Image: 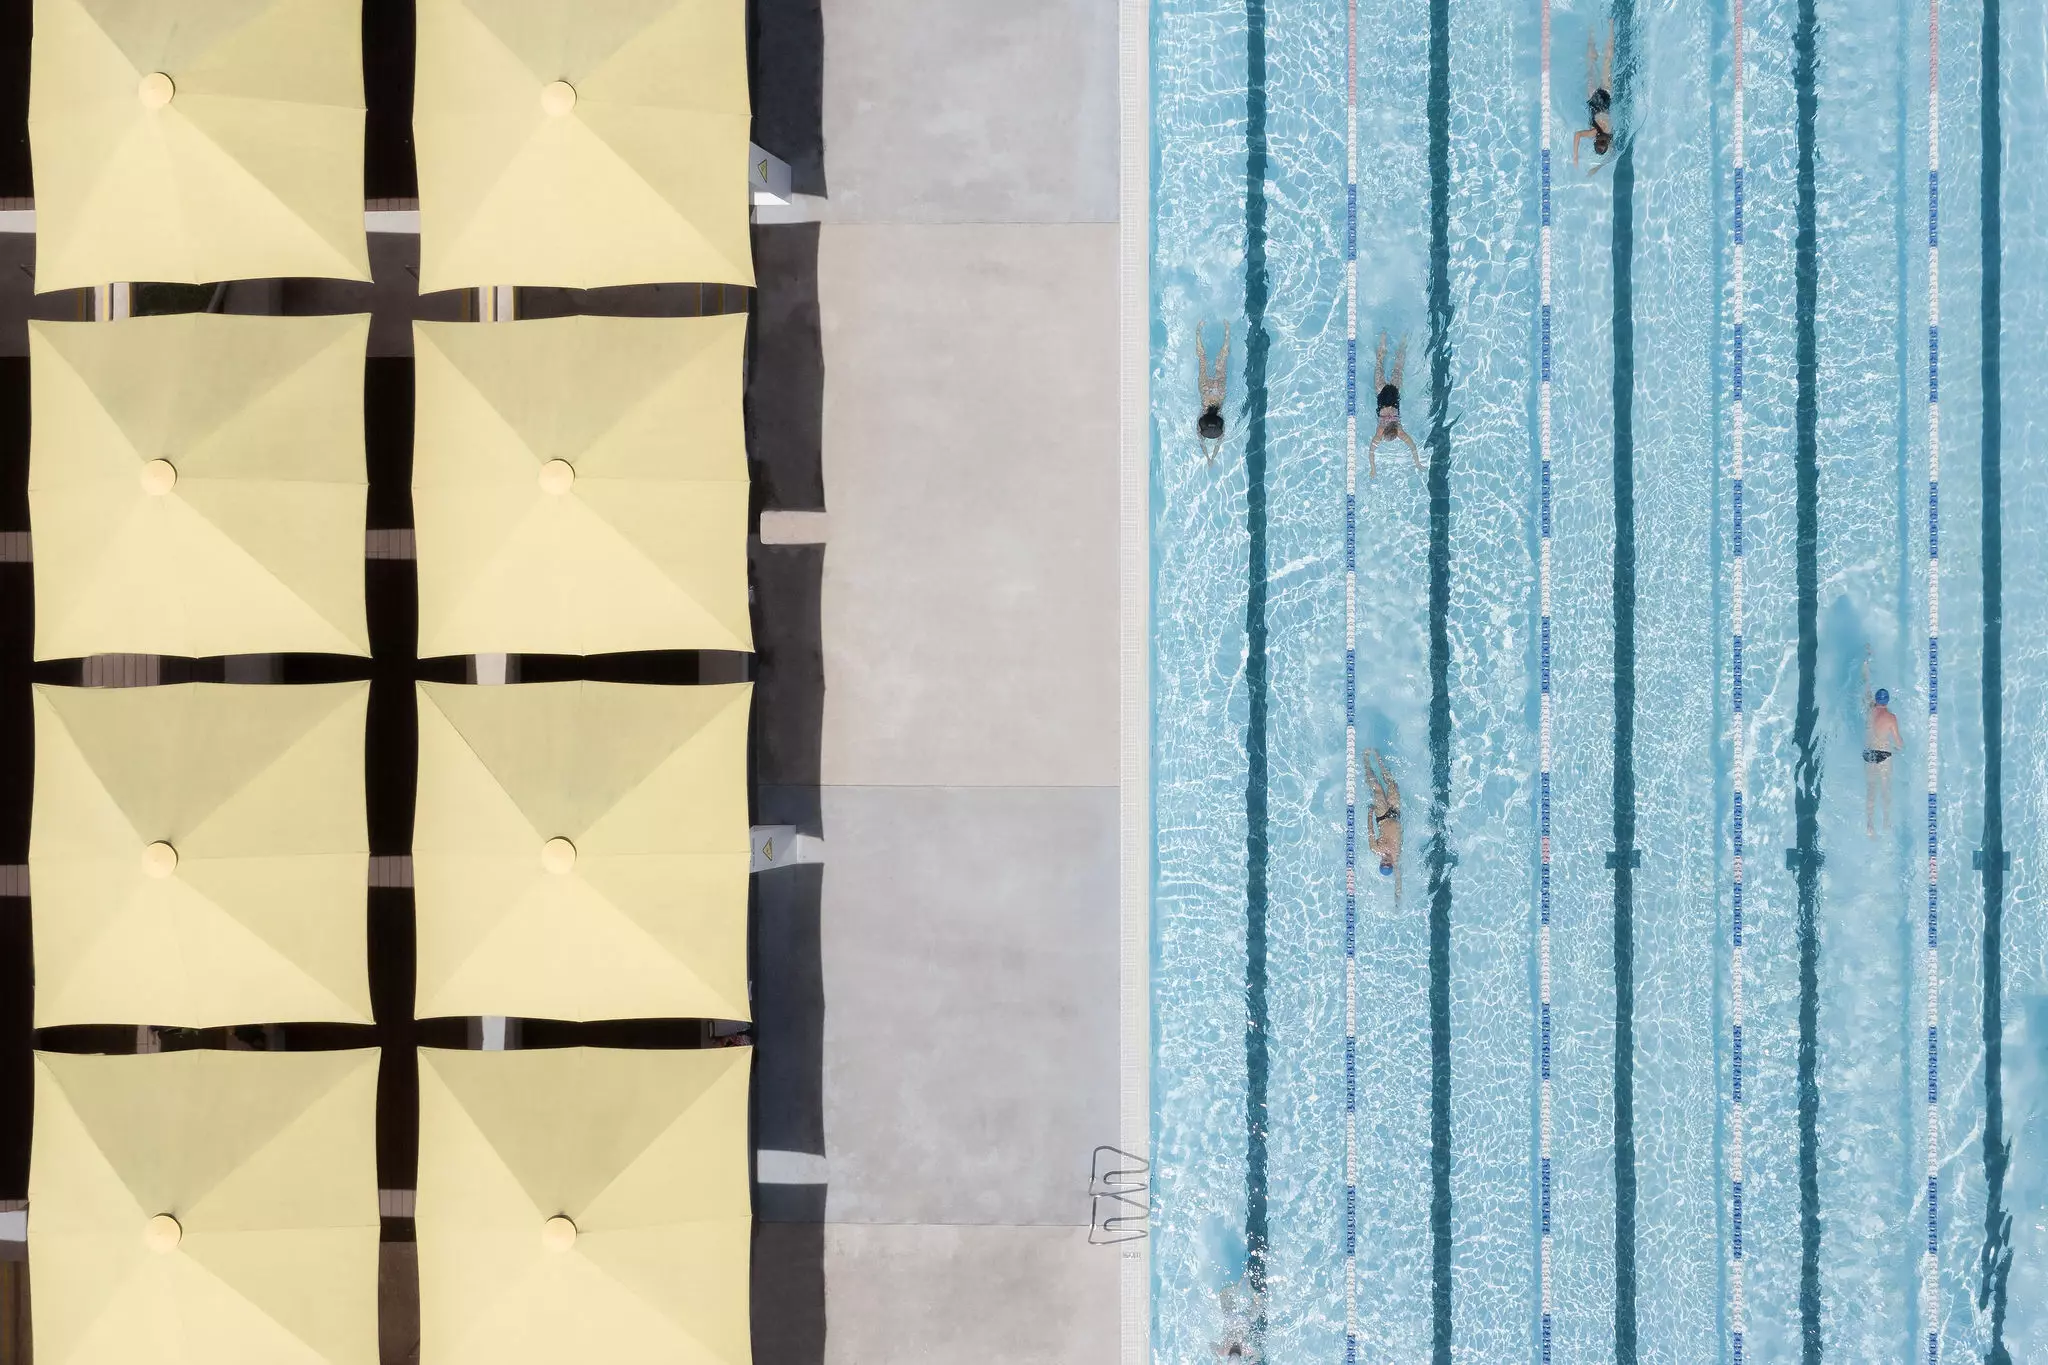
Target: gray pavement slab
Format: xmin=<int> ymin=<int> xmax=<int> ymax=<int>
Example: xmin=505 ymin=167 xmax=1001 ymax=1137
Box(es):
xmin=817 ymin=1224 xmax=1119 ymax=1365
xmin=817 ymin=223 xmax=1120 ymax=789
xmin=816 ymin=783 xmax=1117 ymax=1227
xmin=811 ymin=0 xmax=1118 ymax=225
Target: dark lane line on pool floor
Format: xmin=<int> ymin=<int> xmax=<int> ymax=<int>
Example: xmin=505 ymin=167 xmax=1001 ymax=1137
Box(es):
xmin=1608 ymin=1 xmax=1640 ymax=1360
xmin=1791 ymin=0 xmax=1823 ymax=1357
xmin=1424 ymin=0 xmax=1453 ymax=1346
xmin=1978 ymin=0 xmax=2012 ymax=1352
xmin=1241 ymin=0 xmax=1273 ymax=1339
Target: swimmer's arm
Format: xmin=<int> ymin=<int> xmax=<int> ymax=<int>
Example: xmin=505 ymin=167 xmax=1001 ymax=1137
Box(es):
xmin=1402 ymin=429 xmax=1422 ymax=467
xmin=1572 ymin=127 xmax=1591 ymax=165
xmin=1883 ymin=714 xmax=1905 ymax=748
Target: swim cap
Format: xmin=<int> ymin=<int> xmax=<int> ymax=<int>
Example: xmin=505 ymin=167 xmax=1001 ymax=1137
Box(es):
xmin=1875 ymin=688 xmax=1889 ymax=705
xmin=1379 ymin=862 xmax=1393 ymax=877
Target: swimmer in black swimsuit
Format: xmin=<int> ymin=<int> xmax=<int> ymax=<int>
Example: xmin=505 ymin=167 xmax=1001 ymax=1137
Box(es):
xmin=1197 ymin=321 xmax=1230 ymax=461
xmin=1864 ymin=649 xmax=1903 ymax=836
xmin=1367 ymin=331 xmax=1422 ymax=477
xmin=1572 ymin=21 xmax=1616 ymax=169
xmin=1363 ymin=747 xmax=1405 ymax=901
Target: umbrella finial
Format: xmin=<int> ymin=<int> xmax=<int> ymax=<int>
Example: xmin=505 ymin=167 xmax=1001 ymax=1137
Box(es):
xmin=142 ymin=841 xmax=179 ymax=878
xmin=540 ymin=81 xmax=577 ymax=117
xmin=541 ymin=837 xmax=578 ymax=874
xmin=542 ymin=1214 xmax=578 ymax=1251
xmin=139 ymin=460 xmax=178 ymax=496
xmin=137 ymin=72 xmax=175 ymax=109
xmin=537 ymin=459 xmax=576 ymax=495
xmin=144 ymin=1213 xmax=182 ymax=1252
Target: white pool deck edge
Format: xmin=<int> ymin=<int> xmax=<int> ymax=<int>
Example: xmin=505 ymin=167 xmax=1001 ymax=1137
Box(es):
xmin=1117 ymin=0 xmax=1152 ymax=1359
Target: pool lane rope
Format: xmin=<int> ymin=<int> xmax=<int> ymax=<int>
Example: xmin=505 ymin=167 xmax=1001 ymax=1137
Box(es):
xmin=1728 ymin=0 xmax=1748 ymax=1357
xmin=1537 ymin=0 xmax=1556 ymax=1359
xmin=1342 ymin=0 xmax=1360 ymax=1353
xmin=1923 ymin=0 xmax=1942 ymax=1359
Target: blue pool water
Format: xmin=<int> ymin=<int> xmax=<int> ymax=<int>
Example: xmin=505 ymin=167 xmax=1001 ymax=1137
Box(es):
xmin=1148 ymin=0 xmax=2038 ymax=1358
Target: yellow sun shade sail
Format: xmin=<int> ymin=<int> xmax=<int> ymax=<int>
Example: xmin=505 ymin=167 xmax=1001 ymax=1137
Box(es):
xmin=413 ymin=315 xmax=751 ymax=657
xmin=28 ymin=0 xmax=371 ymax=292
xmin=30 ymin=682 xmax=370 ymax=1028
xmin=30 ymin=1049 xmax=380 ymax=1365
xmin=414 ymin=0 xmax=753 ymax=291
xmin=418 ymin=1047 xmax=752 ymax=1365
xmin=413 ymin=681 xmax=751 ymax=1022
xmin=29 ymin=314 xmax=370 ymax=660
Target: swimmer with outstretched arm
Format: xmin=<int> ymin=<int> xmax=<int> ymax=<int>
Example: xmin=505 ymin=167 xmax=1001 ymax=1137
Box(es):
xmin=1197 ymin=321 xmax=1230 ymax=460
xmin=1572 ymin=21 xmax=1616 ymax=171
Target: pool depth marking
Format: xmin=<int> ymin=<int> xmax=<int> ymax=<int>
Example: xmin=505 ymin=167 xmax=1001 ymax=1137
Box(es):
xmin=1342 ymin=0 xmax=1360 ymax=1353
xmin=1425 ymin=0 xmax=1456 ymax=1343
xmin=1242 ymin=0 xmax=1274 ymax=1334
xmin=1790 ymin=0 xmax=1823 ymax=1354
xmin=1536 ymin=1 xmax=1556 ymax=1360
xmin=1726 ymin=0 xmax=1749 ymax=1357
xmin=1977 ymin=0 xmax=2013 ymax=1350
xmin=1609 ymin=1 xmax=1641 ymax=1358
xmin=1921 ymin=3 xmax=1941 ymax=1361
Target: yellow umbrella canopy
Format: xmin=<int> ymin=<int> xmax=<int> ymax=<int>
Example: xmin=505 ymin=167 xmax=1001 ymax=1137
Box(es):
xmin=414 ymin=681 xmax=751 ymax=1022
xmin=30 ymin=1049 xmax=380 ymax=1365
xmin=418 ymin=1047 xmax=752 ymax=1365
xmin=412 ymin=315 xmax=752 ymax=657
xmin=31 ymin=681 xmax=371 ymax=1028
xmin=28 ymin=0 xmax=371 ymax=292
xmin=29 ymin=314 xmax=370 ymax=660
xmin=414 ymin=0 xmax=753 ymax=292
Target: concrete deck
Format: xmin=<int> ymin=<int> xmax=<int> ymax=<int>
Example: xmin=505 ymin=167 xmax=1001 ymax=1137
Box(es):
xmin=748 ymin=0 xmax=1124 ymax=1359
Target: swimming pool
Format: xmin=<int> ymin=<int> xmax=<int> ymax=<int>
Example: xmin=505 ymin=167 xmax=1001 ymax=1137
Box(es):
xmin=1146 ymin=0 xmax=2038 ymax=1358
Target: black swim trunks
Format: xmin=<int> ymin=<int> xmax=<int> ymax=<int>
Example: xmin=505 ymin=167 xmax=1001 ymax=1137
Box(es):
xmin=1589 ymin=87 xmax=1611 ymax=118
xmin=1376 ymin=383 xmax=1399 ymax=412
xmin=1864 ymin=748 xmax=1892 ymax=764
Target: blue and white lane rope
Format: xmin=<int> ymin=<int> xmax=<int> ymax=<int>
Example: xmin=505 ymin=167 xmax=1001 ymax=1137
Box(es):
xmin=1536 ymin=0 xmax=1556 ymax=1359
xmin=1342 ymin=0 xmax=1360 ymax=1354
xmin=1922 ymin=2 xmax=1942 ymax=1360
xmin=1727 ymin=0 xmax=1749 ymax=1356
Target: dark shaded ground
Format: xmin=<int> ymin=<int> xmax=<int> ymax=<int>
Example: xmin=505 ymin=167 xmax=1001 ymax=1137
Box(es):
xmin=749 ymin=0 xmax=826 ymax=197
xmin=748 ymin=225 xmax=825 ymax=514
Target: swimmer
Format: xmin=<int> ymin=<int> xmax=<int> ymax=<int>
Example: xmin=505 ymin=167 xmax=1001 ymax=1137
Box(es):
xmin=1212 ymin=1280 xmax=1263 ymax=1363
xmin=1363 ymin=747 xmax=1404 ymax=901
xmin=1197 ymin=321 xmax=1231 ymax=460
xmin=1864 ymin=649 xmax=1903 ymax=836
xmin=1572 ymin=21 xmax=1616 ymax=170
xmin=1366 ymin=331 xmax=1422 ymax=477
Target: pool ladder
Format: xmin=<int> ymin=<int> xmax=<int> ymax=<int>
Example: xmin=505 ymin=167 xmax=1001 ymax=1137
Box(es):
xmin=1088 ymin=1146 xmax=1150 ymax=1244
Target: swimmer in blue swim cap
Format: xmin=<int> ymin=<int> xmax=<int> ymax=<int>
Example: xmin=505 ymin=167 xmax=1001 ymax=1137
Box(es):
xmin=1863 ymin=649 xmax=1903 ymax=836
xmin=1363 ymin=748 xmax=1404 ymax=901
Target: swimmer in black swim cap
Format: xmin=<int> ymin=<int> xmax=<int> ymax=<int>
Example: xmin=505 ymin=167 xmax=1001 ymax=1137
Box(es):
xmin=1573 ymin=22 xmax=1616 ymax=170
xmin=1366 ymin=331 xmax=1422 ymax=477
xmin=1197 ymin=321 xmax=1230 ymax=460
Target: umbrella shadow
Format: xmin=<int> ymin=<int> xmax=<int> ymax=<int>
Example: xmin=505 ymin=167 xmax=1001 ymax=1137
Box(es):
xmin=748 ymin=0 xmax=826 ymax=198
